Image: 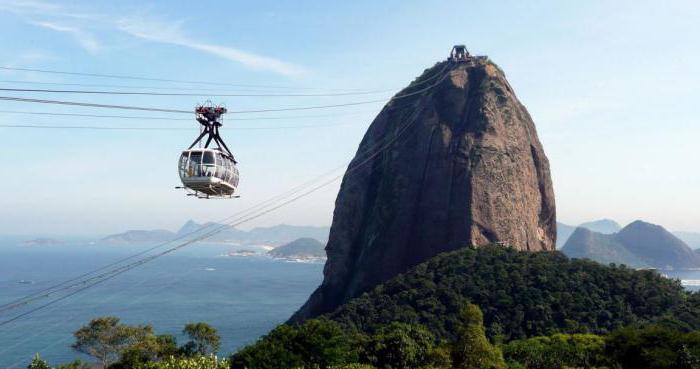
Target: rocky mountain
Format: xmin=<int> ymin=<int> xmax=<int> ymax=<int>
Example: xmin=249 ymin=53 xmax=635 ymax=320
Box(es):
xmin=102 ymin=221 xmax=330 ymax=245
xmin=268 ymin=238 xmax=326 ymax=259
xmin=291 ymin=53 xmax=556 ymax=321
xmin=561 ymin=220 xmax=700 ymax=269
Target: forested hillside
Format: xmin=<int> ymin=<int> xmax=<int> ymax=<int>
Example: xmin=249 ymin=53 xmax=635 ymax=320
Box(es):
xmin=326 ymin=245 xmax=700 ymax=341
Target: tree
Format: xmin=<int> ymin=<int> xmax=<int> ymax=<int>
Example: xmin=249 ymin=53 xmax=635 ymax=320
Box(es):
xmin=502 ymin=333 xmax=607 ymax=369
xmin=134 ymin=356 xmax=229 ymax=369
xmin=72 ymin=316 xmax=150 ymax=369
xmin=113 ymin=333 xmax=179 ymax=368
xmin=292 ymin=319 xmax=358 ymax=368
xmin=360 ymin=322 xmax=436 ymax=369
xmin=27 ymin=354 xmax=50 ymax=369
xmin=181 ymin=322 xmax=221 ymax=356
xmin=450 ymin=304 xmax=506 ymax=369
xmin=230 ymin=319 xmax=357 ymax=369
xmin=54 ymin=360 xmax=91 ymax=369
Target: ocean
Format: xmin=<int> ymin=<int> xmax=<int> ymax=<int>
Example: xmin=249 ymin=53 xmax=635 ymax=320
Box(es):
xmin=0 ymin=237 xmax=323 ymax=368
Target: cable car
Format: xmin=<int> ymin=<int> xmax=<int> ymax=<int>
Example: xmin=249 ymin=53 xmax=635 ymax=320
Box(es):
xmin=177 ymin=105 xmax=239 ymax=198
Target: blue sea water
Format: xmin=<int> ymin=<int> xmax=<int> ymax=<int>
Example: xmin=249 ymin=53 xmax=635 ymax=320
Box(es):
xmin=0 ymin=237 xmax=323 ymax=368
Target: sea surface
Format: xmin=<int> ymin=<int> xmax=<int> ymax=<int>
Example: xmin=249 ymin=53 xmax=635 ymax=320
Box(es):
xmin=0 ymin=237 xmax=323 ymax=368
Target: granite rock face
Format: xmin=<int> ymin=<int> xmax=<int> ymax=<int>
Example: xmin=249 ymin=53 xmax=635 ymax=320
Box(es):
xmin=291 ymin=56 xmax=556 ymax=321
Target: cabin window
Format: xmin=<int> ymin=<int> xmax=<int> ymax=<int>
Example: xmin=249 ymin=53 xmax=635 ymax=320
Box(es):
xmin=203 ymin=152 xmax=215 ymax=165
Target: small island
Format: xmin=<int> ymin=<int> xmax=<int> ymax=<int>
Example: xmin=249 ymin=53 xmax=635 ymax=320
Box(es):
xmin=225 ymin=249 xmax=258 ymax=257
xmin=268 ymin=238 xmax=326 ymax=262
xmin=21 ymin=238 xmax=63 ymax=246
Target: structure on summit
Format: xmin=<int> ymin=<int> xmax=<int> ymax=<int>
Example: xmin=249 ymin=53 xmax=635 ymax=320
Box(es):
xmin=449 ymin=45 xmax=470 ymax=61
xmin=291 ymin=45 xmax=556 ymax=321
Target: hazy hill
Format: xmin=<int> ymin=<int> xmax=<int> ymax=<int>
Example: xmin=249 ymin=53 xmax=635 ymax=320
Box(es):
xmin=561 ymin=228 xmax=647 ymax=268
xmin=578 ymin=219 xmax=622 ymax=234
xmin=561 ymin=220 xmax=700 ymax=269
xmin=103 ymin=221 xmax=329 ymax=245
xmin=323 ymin=246 xmax=696 ymax=342
xmin=556 ymin=219 xmax=623 ymax=248
xmin=675 ymin=231 xmax=700 ymax=249
xmin=616 ymin=221 xmax=700 ymax=269
xmin=268 ymin=238 xmax=326 ymax=259
xmin=556 ymin=222 xmax=577 ymax=248
xmin=101 ymin=229 xmax=175 ymax=244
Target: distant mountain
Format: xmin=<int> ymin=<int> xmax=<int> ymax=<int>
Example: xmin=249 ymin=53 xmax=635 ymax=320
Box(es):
xmin=674 ymin=231 xmax=700 ymax=249
xmin=556 ymin=222 xmax=576 ymax=249
xmin=247 ymin=225 xmax=329 ymax=244
xmin=561 ymin=228 xmax=647 ymax=268
xmin=616 ymin=221 xmax=700 ymax=269
xmin=268 ymin=238 xmax=326 ymax=259
xmin=561 ymin=220 xmax=700 ymax=269
xmin=101 ymin=230 xmax=175 ymax=244
xmin=103 ymin=221 xmax=330 ymax=246
xmin=578 ymin=219 xmax=622 ymax=234
xmin=556 ymin=219 xmax=622 ymax=248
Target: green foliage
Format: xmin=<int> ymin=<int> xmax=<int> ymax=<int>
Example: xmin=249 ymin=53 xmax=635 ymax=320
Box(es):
xmin=230 ymin=319 xmax=356 ymax=369
xmin=54 ymin=360 xmax=91 ymax=369
xmin=359 ymin=322 xmax=437 ymax=369
xmin=72 ymin=316 xmax=152 ymax=368
xmin=326 ymin=246 xmax=697 ymax=341
xmin=605 ymin=324 xmax=700 ymax=369
xmin=113 ymin=334 xmax=179 ymax=368
xmin=502 ymin=333 xmax=607 ymax=369
xmin=450 ymin=304 xmax=506 ymax=369
xmin=181 ymin=323 xmax=221 ymax=356
xmin=28 ymin=354 xmax=50 ymax=369
xmin=134 ymin=355 xmax=229 ymax=369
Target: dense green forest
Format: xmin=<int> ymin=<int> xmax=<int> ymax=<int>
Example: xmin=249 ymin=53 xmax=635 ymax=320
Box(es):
xmin=326 ymin=246 xmax=700 ymax=341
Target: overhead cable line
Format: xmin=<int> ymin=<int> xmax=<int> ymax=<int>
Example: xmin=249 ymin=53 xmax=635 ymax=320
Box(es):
xmin=0 ymin=122 xmax=356 ymax=130
xmin=0 ymin=79 xmax=388 ymax=94
xmin=0 ymin=63 xmax=450 ymax=313
xmin=0 ymin=109 xmax=377 ymax=121
xmin=0 ymin=64 xmax=449 ymax=115
xmin=0 ymin=66 xmax=375 ymax=91
xmin=0 ymin=96 xmax=191 ymax=113
xmin=0 ymin=63 xmax=451 ymax=325
xmin=0 ymin=96 xmax=387 ymax=114
xmin=0 ymin=95 xmax=427 ymax=327
xmin=0 ymin=87 xmax=394 ymax=97
xmin=0 ymin=166 xmax=348 ymax=315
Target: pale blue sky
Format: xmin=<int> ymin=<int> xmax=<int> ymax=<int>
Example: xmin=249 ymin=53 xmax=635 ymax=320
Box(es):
xmin=0 ymin=0 xmax=698 ymax=235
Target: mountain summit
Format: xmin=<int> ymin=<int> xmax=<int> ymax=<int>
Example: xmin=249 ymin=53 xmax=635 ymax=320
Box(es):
xmin=292 ymin=48 xmax=556 ymax=321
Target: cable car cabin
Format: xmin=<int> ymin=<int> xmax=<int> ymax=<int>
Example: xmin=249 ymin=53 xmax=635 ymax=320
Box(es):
xmin=179 ymin=148 xmax=239 ymax=197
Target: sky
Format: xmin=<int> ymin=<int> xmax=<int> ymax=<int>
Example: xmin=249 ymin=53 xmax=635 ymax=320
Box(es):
xmin=0 ymin=0 xmax=698 ymax=235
